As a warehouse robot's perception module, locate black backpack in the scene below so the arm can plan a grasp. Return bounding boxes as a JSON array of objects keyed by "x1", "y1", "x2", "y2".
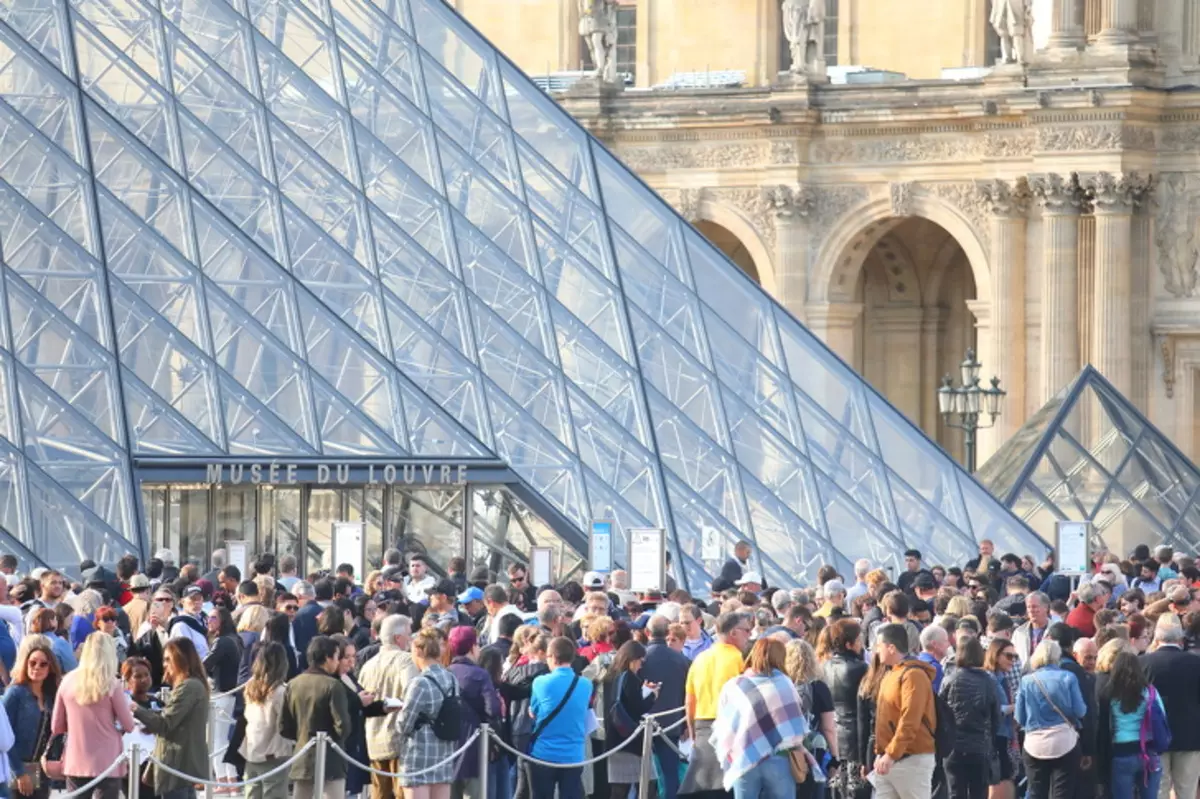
[{"x1": 420, "y1": 673, "x2": 463, "y2": 742}]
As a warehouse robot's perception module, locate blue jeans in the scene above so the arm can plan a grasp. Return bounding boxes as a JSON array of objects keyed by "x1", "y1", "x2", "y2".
[
  {"x1": 732, "y1": 754, "x2": 794, "y2": 799},
  {"x1": 488, "y1": 754, "x2": 512, "y2": 799},
  {"x1": 528, "y1": 764, "x2": 583, "y2": 799},
  {"x1": 1111, "y1": 754, "x2": 1162, "y2": 799},
  {"x1": 654, "y1": 736, "x2": 682, "y2": 799}
]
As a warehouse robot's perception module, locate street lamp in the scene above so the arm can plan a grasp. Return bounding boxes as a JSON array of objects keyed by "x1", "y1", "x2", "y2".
[{"x1": 937, "y1": 348, "x2": 1006, "y2": 473}]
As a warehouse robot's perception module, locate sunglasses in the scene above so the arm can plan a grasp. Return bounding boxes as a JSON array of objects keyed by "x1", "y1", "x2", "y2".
[
  {"x1": 27, "y1": 659, "x2": 50, "y2": 669},
  {"x1": 283, "y1": 604, "x2": 299, "y2": 612}
]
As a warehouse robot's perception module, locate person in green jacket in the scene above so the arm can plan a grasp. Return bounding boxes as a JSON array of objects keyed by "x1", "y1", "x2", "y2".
[
  {"x1": 281, "y1": 636, "x2": 352, "y2": 799},
  {"x1": 133, "y1": 638, "x2": 211, "y2": 799}
]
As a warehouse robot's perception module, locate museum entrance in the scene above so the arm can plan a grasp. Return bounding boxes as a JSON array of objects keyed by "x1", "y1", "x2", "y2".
[{"x1": 138, "y1": 463, "x2": 588, "y2": 583}]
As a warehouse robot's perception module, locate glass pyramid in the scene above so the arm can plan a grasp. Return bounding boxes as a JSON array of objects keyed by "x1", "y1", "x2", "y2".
[
  {"x1": 978, "y1": 366, "x2": 1200, "y2": 557},
  {"x1": 0, "y1": 0, "x2": 1046, "y2": 584}
]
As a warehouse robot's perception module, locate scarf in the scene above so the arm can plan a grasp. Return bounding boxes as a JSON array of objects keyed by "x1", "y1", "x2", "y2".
[{"x1": 710, "y1": 669, "x2": 809, "y2": 790}]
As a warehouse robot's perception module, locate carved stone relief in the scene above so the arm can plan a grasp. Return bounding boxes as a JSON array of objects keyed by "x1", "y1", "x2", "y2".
[
  {"x1": 890, "y1": 182, "x2": 914, "y2": 217},
  {"x1": 706, "y1": 187, "x2": 778, "y2": 252},
  {"x1": 761, "y1": 184, "x2": 815, "y2": 219},
  {"x1": 1154, "y1": 173, "x2": 1199, "y2": 298},
  {"x1": 924, "y1": 182, "x2": 992, "y2": 253},
  {"x1": 1036, "y1": 125, "x2": 1155, "y2": 152},
  {"x1": 612, "y1": 141, "x2": 769, "y2": 171},
  {"x1": 976, "y1": 176, "x2": 1032, "y2": 218},
  {"x1": 812, "y1": 136, "x2": 982, "y2": 163}
]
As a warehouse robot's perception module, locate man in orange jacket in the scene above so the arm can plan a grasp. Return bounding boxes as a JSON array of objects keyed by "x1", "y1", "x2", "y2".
[{"x1": 872, "y1": 622, "x2": 937, "y2": 799}]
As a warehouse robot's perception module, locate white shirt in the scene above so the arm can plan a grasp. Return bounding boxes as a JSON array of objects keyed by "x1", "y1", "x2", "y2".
[
  {"x1": 0, "y1": 605, "x2": 23, "y2": 647},
  {"x1": 168, "y1": 613, "x2": 210, "y2": 659},
  {"x1": 487, "y1": 604, "x2": 523, "y2": 644},
  {"x1": 403, "y1": 575, "x2": 436, "y2": 604}
]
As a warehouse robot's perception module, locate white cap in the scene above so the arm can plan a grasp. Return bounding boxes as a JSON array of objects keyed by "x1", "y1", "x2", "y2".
[
  {"x1": 30, "y1": 567, "x2": 47, "y2": 580},
  {"x1": 736, "y1": 570, "x2": 764, "y2": 587},
  {"x1": 655, "y1": 601, "x2": 681, "y2": 622},
  {"x1": 583, "y1": 571, "x2": 606, "y2": 589}
]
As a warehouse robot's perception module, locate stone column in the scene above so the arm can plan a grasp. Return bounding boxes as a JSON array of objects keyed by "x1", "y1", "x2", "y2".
[
  {"x1": 1096, "y1": 0, "x2": 1139, "y2": 42},
  {"x1": 805, "y1": 301, "x2": 864, "y2": 367},
  {"x1": 1084, "y1": 172, "x2": 1152, "y2": 397},
  {"x1": 977, "y1": 178, "x2": 1031, "y2": 442},
  {"x1": 1049, "y1": 0, "x2": 1087, "y2": 48},
  {"x1": 764, "y1": 185, "x2": 814, "y2": 322},
  {"x1": 1031, "y1": 173, "x2": 1086, "y2": 401}
]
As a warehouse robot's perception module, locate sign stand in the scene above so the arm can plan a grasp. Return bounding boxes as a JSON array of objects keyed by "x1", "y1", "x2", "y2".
[
  {"x1": 530, "y1": 546, "x2": 555, "y2": 587},
  {"x1": 627, "y1": 528, "x2": 666, "y2": 592},
  {"x1": 1054, "y1": 520, "x2": 1092, "y2": 577},
  {"x1": 332, "y1": 521, "x2": 364, "y2": 581},
  {"x1": 590, "y1": 520, "x2": 613, "y2": 574}
]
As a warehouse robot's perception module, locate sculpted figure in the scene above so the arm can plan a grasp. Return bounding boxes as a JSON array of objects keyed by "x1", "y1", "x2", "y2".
[
  {"x1": 579, "y1": 0, "x2": 618, "y2": 83},
  {"x1": 782, "y1": 0, "x2": 824, "y2": 74},
  {"x1": 990, "y1": 0, "x2": 1030, "y2": 64}
]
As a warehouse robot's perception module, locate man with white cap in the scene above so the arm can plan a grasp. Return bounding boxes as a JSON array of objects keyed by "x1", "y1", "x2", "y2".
[{"x1": 735, "y1": 570, "x2": 764, "y2": 594}]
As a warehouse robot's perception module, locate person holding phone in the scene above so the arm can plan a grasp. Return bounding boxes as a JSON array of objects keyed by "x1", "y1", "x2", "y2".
[{"x1": 604, "y1": 640, "x2": 661, "y2": 799}]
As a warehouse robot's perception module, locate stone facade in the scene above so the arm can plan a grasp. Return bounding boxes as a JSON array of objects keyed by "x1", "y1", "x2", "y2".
[{"x1": 542, "y1": 9, "x2": 1200, "y2": 464}]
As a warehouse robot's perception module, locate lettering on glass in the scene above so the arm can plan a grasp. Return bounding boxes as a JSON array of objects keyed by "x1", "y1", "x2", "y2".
[{"x1": 203, "y1": 463, "x2": 471, "y2": 485}]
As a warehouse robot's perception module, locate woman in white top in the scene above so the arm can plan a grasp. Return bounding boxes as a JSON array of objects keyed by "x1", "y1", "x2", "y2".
[{"x1": 239, "y1": 641, "x2": 293, "y2": 799}]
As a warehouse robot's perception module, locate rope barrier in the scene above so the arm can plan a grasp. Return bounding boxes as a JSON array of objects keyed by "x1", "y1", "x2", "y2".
[
  {"x1": 645, "y1": 704, "x2": 686, "y2": 719},
  {"x1": 327, "y1": 732, "x2": 479, "y2": 778},
  {"x1": 487, "y1": 720, "x2": 650, "y2": 769},
  {"x1": 144, "y1": 737, "x2": 319, "y2": 789},
  {"x1": 57, "y1": 753, "x2": 130, "y2": 799},
  {"x1": 211, "y1": 682, "x2": 247, "y2": 700}
]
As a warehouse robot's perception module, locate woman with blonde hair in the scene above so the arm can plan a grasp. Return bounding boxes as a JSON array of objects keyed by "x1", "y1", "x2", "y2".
[
  {"x1": 945, "y1": 595, "x2": 972, "y2": 620},
  {"x1": 1014, "y1": 640, "x2": 1086, "y2": 799},
  {"x1": 397, "y1": 628, "x2": 459, "y2": 799},
  {"x1": 50, "y1": 632, "x2": 136, "y2": 799},
  {"x1": 239, "y1": 642, "x2": 293, "y2": 799},
  {"x1": 579, "y1": 616, "x2": 616, "y2": 662},
  {"x1": 3, "y1": 636, "x2": 62, "y2": 799},
  {"x1": 785, "y1": 638, "x2": 838, "y2": 797}
]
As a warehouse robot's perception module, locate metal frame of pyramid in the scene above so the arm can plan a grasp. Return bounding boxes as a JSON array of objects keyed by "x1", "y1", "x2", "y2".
[
  {"x1": 978, "y1": 365, "x2": 1200, "y2": 555},
  {"x1": 0, "y1": 0, "x2": 1046, "y2": 586}
]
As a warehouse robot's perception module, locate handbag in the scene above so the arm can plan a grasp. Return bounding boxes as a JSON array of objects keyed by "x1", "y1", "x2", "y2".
[
  {"x1": 1143, "y1": 685, "x2": 1173, "y2": 754},
  {"x1": 40, "y1": 733, "x2": 66, "y2": 782},
  {"x1": 787, "y1": 748, "x2": 809, "y2": 783},
  {"x1": 1022, "y1": 676, "x2": 1079, "y2": 760},
  {"x1": 607, "y1": 673, "x2": 638, "y2": 741}
]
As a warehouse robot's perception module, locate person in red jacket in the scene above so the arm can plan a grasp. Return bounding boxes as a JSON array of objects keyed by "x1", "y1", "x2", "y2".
[{"x1": 1065, "y1": 581, "x2": 1108, "y2": 639}]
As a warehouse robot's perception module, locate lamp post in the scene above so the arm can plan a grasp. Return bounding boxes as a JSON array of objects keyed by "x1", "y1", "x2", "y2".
[{"x1": 937, "y1": 348, "x2": 1006, "y2": 473}]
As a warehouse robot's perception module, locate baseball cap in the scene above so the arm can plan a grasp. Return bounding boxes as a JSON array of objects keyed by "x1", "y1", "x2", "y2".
[
  {"x1": 30, "y1": 567, "x2": 47, "y2": 581},
  {"x1": 429, "y1": 578, "x2": 458, "y2": 597},
  {"x1": 582, "y1": 571, "x2": 605, "y2": 589},
  {"x1": 381, "y1": 566, "x2": 404, "y2": 583},
  {"x1": 469, "y1": 565, "x2": 492, "y2": 584},
  {"x1": 457, "y1": 586, "x2": 484, "y2": 605},
  {"x1": 913, "y1": 573, "x2": 937, "y2": 590},
  {"x1": 736, "y1": 570, "x2": 764, "y2": 587},
  {"x1": 129, "y1": 574, "x2": 151, "y2": 590},
  {"x1": 181, "y1": 585, "x2": 203, "y2": 599},
  {"x1": 655, "y1": 601, "x2": 681, "y2": 622},
  {"x1": 764, "y1": 625, "x2": 799, "y2": 639}
]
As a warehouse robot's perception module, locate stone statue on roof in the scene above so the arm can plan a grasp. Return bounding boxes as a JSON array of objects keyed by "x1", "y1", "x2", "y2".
[{"x1": 579, "y1": 0, "x2": 618, "y2": 83}]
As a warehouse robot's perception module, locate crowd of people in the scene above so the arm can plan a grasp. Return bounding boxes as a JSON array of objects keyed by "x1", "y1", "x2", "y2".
[{"x1": 0, "y1": 538, "x2": 1196, "y2": 799}]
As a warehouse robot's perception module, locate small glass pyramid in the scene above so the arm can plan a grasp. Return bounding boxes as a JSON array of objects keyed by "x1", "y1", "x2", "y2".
[
  {"x1": 978, "y1": 366, "x2": 1200, "y2": 557},
  {"x1": 0, "y1": 0, "x2": 1045, "y2": 584}
]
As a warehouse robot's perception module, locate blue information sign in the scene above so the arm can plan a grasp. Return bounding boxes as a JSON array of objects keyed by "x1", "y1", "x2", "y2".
[{"x1": 590, "y1": 520, "x2": 613, "y2": 573}]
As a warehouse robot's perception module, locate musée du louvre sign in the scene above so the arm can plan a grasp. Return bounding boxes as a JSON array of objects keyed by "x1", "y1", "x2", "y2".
[{"x1": 204, "y1": 462, "x2": 471, "y2": 486}]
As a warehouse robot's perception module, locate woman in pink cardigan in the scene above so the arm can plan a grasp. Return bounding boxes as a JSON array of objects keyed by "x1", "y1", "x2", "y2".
[{"x1": 51, "y1": 631, "x2": 137, "y2": 799}]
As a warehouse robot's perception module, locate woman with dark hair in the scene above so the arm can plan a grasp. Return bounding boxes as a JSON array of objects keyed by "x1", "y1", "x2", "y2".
[
  {"x1": 856, "y1": 651, "x2": 887, "y2": 786},
  {"x1": 134, "y1": 638, "x2": 210, "y2": 799},
  {"x1": 603, "y1": 640, "x2": 660, "y2": 799},
  {"x1": 1098, "y1": 651, "x2": 1166, "y2": 799},
  {"x1": 940, "y1": 637, "x2": 1000, "y2": 799},
  {"x1": 985, "y1": 636, "x2": 1019, "y2": 799},
  {"x1": 822, "y1": 619, "x2": 868, "y2": 799},
  {"x1": 317, "y1": 606, "x2": 345, "y2": 637},
  {"x1": 91, "y1": 607, "x2": 128, "y2": 665},
  {"x1": 203, "y1": 607, "x2": 241, "y2": 790},
  {"x1": 3, "y1": 636, "x2": 62, "y2": 799},
  {"x1": 27, "y1": 609, "x2": 75, "y2": 674},
  {"x1": 258, "y1": 611, "x2": 298, "y2": 678},
  {"x1": 240, "y1": 642, "x2": 292, "y2": 799},
  {"x1": 349, "y1": 595, "x2": 376, "y2": 652},
  {"x1": 331, "y1": 635, "x2": 388, "y2": 798}
]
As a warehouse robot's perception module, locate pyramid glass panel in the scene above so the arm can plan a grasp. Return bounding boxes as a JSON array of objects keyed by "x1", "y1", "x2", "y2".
[
  {"x1": 981, "y1": 367, "x2": 1200, "y2": 556},
  {"x1": 0, "y1": 0, "x2": 1046, "y2": 586}
]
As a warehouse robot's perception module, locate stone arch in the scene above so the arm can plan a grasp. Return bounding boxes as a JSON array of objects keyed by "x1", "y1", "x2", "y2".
[
  {"x1": 813, "y1": 191, "x2": 991, "y2": 306},
  {"x1": 694, "y1": 196, "x2": 778, "y2": 296}
]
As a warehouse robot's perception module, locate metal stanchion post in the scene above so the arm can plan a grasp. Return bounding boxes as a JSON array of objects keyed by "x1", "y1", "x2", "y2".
[
  {"x1": 205, "y1": 709, "x2": 217, "y2": 799},
  {"x1": 127, "y1": 744, "x2": 141, "y2": 799},
  {"x1": 638, "y1": 720, "x2": 654, "y2": 799},
  {"x1": 477, "y1": 724, "x2": 490, "y2": 799},
  {"x1": 313, "y1": 732, "x2": 328, "y2": 798}
]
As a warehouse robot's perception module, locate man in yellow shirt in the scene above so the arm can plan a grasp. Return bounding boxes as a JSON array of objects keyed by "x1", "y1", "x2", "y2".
[
  {"x1": 814, "y1": 579, "x2": 846, "y2": 618},
  {"x1": 680, "y1": 611, "x2": 752, "y2": 797}
]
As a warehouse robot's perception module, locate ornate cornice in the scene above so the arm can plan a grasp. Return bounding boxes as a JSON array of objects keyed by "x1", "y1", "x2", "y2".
[
  {"x1": 1084, "y1": 172, "x2": 1154, "y2": 215},
  {"x1": 1029, "y1": 173, "x2": 1087, "y2": 215}
]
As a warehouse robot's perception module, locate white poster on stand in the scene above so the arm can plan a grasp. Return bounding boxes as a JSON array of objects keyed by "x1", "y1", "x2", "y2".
[
  {"x1": 627, "y1": 528, "x2": 666, "y2": 592},
  {"x1": 531, "y1": 546, "x2": 554, "y2": 587},
  {"x1": 590, "y1": 521, "x2": 613, "y2": 573},
  {"x1": 333, "y1": 521, "x2": 364, "y2": 581},
  {"x1": 1055, "y1": 520, "x2": 1091, "y2": 576},
  {"x1": 226, "y1": 540, "x2": 247, "y2": 578}
]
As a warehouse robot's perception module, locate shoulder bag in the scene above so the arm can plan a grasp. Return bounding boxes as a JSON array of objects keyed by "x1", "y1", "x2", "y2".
[
  {"x1": 1023, "y1": 676, "x2": 1079, "y2": 760},
  {"x1": 527, "y1": 673, "x2": 580, "y2": 751}
]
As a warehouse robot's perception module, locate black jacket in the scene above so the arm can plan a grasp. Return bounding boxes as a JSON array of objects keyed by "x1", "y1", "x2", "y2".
[
  {"x1": 1060, "y1": 654, "x2": 1097, "y2": 757},
  {"x1": 293, "y1": 602, "x2": 323, "y2": 670},
  {"x1": 822, "y1": 652, "x2": 868, "y2": 762},
  {"x1": 499, "y1": 661, "x2": 549, "y2": 744},
  {"x1": 606, "y1": 668, "x2": 658, "y2": 753},
  {"x1": 939, "y1": 666, "x2": 999, "y2": 758},
  {"x1": 856, "y1": 693, "x2": 877, "y2": 766},
  {"x1": 641, "y1": 637, "x2": 690, "y2": 738},
  {"x1": 1141, "y1": 644, "x2": 1200, "y2": 752}
]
